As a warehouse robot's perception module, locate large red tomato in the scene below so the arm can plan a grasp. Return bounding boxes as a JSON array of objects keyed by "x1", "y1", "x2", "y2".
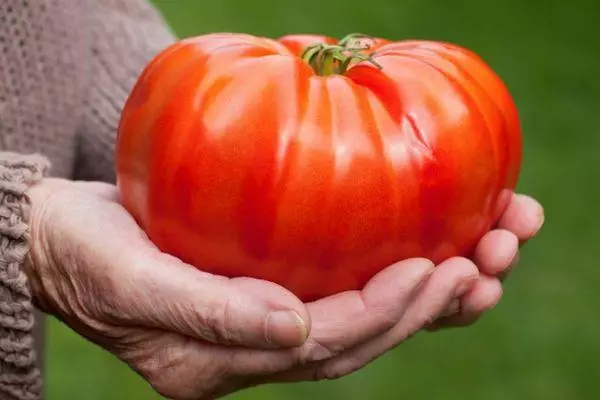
[{"x1": 116, "y1": 33, "x2": 521, "y2": 302}]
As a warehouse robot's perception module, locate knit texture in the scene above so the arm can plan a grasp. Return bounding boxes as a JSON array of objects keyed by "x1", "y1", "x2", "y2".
[
  {"x1": 0, "y1": 0, "x2": 176, "y2": 398},
  {"x1": 0, "y1": 153, "x2": 49, "y2": 400},
  {"x1": 0, "y1": 1, "x2": 89, "y2": 180},
  {"x1": 0, "y1": 0, "x2": 175, "y2": 181},
  {"x1": 76, "y1": 0, "x2": 175, "y2": 182}
]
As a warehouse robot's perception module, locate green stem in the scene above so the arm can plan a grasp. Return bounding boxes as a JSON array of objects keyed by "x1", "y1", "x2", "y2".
[
  {"x1": 301, "y1": 33, "x2": 382, "y2": 76},
  {"x1": 338, "y1": 32, "x2": 373, "y2": 47}
]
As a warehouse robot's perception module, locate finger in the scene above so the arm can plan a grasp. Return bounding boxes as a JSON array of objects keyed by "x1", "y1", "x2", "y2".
[
  {"x1": 425, "y1": 274, "x2": 503, "y2": 330},
  {"x1": 121, "y1": 331, "x2": 245, "y2": 400},
  {"x1": 207, "y1": 258, "x2": 433, "y2": 381},
  {"x1": 439, "y1": 299, "x2": 461, "y2": 318},
  {"x1": 499, "y1": 252, "x2": 520, "y2": 282},
  {"x1": 427, "y1": 273, "x2": 504, "y2": 329},
  {"x1": 272, "y1": 257, "x2": 479, "y2": 382},
  {"x1": 497, "y1": 194, "x2": 544, "y2": 243},
  {"x1": 292, "y1": 258, "x2": 435, "y2": 363},
  {"x1": 112, "y1": 250, "x2": 310, "y2": 349},
  {"x1": 473, "y1": 229, "x2": 519, "y2": 276},
  {"x1": 458, "y1": 274, "x2": 503, "y2": 316}
]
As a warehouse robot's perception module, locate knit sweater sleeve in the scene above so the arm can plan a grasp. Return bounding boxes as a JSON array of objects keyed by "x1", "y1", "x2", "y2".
[
  {"x1": 0, "y1": 152, "x2": 49, "y2": 400},
  {"x1": 73, "y1": 0, "x2": 176, "y2": 183},
  {"x1": 0, "y1": 0, "x2": 89, "y2": 180}
]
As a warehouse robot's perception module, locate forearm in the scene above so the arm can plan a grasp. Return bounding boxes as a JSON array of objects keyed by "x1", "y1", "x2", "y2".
[
  {"x1": 74, "y1": 0, "x2": 176, "y2": 183},
  {"x1": 0, "y1": 152, "x2": 49, "y2": 400}
]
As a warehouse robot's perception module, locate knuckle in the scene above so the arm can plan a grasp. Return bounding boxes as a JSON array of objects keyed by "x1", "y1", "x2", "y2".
[
  {"x1": 314, "y1": 356, "x2": 364, "y2": 381},
  {"x1": 447, "y1": 256, "x2": 476, "y2": 269},
  {"x1": 296, "y1": 339, "x2": 336, "y2": 364},
  {"x1": 376, "y1": 309, "x2": 401, "y2": 333},
  {"x1": 359, "y1": 295, "x2": 400, "y2": 334},
  {"x1": 390, "y1": 322, "x2": 421, "y2": 344},
  {"x1": 198, "y1": 294, "x2": 235, "y2": 344},
  {"x1": 424, "y1": 312, "x2": 440, "y2": 327},
  {"x1": 441, "y1": 257, "x2": 479, "y2": 285},
  {"x1": 134, "y1": 339, "x2": 208, "y2": 400}
]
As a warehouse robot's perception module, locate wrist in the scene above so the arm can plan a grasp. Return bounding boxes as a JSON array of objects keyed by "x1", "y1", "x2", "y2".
[{"x1": 23, "y1": 177, "x2": 71, "y2": 313}]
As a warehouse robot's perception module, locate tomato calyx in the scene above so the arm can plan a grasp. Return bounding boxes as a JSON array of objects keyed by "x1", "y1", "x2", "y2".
[{"x1": 301, "y1": 33, "x2": 382, "y2": 76}]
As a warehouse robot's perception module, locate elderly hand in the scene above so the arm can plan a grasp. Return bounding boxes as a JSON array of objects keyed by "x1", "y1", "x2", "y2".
[{"x1": 24, "y1": 178, "x2": 543, "y2": 400}]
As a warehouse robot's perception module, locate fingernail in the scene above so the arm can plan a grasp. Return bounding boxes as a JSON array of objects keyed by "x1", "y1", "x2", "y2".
[
  {"x1": 535, "y1": 212, "x2": 545, "y2": 234},
  {"x1": 526, "y1": 209, "x2": 545, "y2": 241},
  {"x1": 509, "y1": 251, "x2": 520, "y2": 269},
  {"x1": 265, "y1": 310, "x2": 308, "y2": 347},
  {"x1": 500, "y1": 252, "x2": 520, "y2": 281},
  {"x1": 455, "y1": 276, "x2": 476, "y2": 297}
]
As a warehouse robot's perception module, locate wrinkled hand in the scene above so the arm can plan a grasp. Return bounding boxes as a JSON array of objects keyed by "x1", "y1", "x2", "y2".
[{"x1": 24, "y1": 179, "x2": 543, "y2": 400}]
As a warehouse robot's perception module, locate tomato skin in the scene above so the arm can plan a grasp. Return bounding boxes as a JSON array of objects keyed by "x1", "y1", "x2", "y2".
[{"x1": 116, "y1": 33, "x2": 521, "y2": 302}]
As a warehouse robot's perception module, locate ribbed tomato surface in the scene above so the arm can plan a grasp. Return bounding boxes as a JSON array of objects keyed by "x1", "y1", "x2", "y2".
[{"x1": 116, "y1": 33, "x2": 521, "y2": 301}]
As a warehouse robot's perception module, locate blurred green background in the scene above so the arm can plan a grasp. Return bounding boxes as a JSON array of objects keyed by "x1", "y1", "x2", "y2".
[{"x1": 46, "y1": 0, "x2": 600, "y2": 399}]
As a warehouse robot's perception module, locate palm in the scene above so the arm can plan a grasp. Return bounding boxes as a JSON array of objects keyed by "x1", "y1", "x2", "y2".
[{"x1": 27, "y1": 179, "x2": 543, "y2": 400}]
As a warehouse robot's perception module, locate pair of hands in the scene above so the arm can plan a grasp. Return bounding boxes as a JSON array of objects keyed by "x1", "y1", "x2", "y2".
[{"x1": 24, "y1": 178, "x2": 544, "y2": 400}]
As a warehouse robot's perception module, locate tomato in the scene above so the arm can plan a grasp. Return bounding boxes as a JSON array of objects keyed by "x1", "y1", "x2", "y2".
[{"x1": 116, "y1": 33, "x2": 521, "y2": 302}]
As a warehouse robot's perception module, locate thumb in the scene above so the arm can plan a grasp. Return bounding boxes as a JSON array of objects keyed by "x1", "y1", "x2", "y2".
[{"x1": 119, "y1": 251, "x2": 311, "y2": 349}]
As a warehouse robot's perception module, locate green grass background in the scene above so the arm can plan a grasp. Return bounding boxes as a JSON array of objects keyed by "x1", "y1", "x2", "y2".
[{"x1": 46, "y1": 0, "x2": 600, "y2": 399}]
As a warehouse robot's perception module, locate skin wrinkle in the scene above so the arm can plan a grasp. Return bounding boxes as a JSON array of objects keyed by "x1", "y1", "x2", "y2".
[
  {"x1": 6, "y1": 144, "x2": 542, "y2": 400},
  {"x1": 29, "y1": 187, "x2": 111, "y2": 333},
  {"x1": 30, "y1": 169, "x2": 539, "y2": 398}
]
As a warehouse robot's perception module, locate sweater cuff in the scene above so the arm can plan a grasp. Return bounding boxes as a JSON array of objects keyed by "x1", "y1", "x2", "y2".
[{"x1": 0, "y1": 152, "x2": 49, "y2": 400}]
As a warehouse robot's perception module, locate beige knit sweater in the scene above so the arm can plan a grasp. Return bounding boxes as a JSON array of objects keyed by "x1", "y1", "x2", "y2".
[{"x1": 0, "y1": 1, "x2": 175, "y2": 398}]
